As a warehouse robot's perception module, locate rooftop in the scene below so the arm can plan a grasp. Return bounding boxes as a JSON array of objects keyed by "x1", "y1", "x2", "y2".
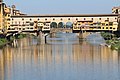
[{"x1": 11, "y1": 14, "x2": 119, "y2": 18}]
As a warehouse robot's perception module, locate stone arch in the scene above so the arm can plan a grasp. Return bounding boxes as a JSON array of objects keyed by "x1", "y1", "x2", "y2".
[
  {"x1": 66, "y1": 22, "x2": 73, "y2": 28},
  {"x1": 50, "y1": 22, "x2": 57, "y2": 28},
  {"x1": 58, "y1": 22, "x2": 65, "y2": 28}
]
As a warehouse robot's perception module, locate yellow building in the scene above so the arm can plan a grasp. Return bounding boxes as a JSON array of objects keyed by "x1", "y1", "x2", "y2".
[{"x1": 0, "y1": 1, "x2": 11, "y2": 34}]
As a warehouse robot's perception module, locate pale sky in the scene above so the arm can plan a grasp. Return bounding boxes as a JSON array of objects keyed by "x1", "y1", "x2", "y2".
[{"x1": 4, "y1": 0, "x2": 120, "y2": 15}]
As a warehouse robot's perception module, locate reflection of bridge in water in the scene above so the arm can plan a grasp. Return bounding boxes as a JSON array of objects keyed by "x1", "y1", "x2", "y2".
[
  {"x1": 45, "y1": 32, "x2": 105, "y2": 45},
  {"x1": 0, "y1": 36, "x2": 119, "y2": 80},
  {"x1": 47, "y1": 32, "x2": 79, "y2": 44}
]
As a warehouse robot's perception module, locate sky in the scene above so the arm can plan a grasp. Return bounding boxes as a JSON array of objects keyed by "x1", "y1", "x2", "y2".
[{"x1": 4, "y1": 0, "x2": 120, "y2": 15}]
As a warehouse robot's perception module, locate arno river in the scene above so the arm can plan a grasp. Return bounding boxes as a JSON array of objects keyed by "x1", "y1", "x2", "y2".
[{"x1": 0, "y1": 33, "x2": 120, "y2": 80}]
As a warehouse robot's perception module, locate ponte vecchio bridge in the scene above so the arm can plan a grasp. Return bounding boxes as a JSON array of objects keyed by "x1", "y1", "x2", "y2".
[{"x1": 9, "y1": 14, "x2": 119, "y2": 33}]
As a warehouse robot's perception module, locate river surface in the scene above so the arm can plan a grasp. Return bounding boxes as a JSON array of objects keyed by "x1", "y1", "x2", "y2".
[{"x1": 0, "y1": 33, "x2": 120, "y2": 80}]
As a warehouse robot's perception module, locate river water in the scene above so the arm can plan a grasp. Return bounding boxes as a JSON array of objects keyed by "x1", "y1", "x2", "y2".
[{"x1": 0, "y1": 33, "x2": 120, "y2": 80}]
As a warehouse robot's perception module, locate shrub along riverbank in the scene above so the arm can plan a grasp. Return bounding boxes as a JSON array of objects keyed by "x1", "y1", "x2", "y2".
[
  {"x1": 0, "y1": 33, "x2": 27, "y2": 47},
  {"x1": 101, "y1": 32, "x2": 120, "y2": 51},
  {"x1": 0, "y1": 38, "x2": 8, "y2": 47}
]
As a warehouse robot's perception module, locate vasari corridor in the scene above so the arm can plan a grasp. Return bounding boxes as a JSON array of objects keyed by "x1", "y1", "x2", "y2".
[{"x1": 0, "y1": 0, "x2": 120, "y2": 80}]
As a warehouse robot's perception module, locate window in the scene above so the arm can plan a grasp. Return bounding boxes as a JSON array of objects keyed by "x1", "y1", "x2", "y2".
[
  {"x1": 76, "y1": 18, "x2": 78, "y2": 20},
  {"x1": 30, "y1": 22, "x2": 34, "y2": 26},
  {"x1": 38, "y1": 18, "x2": 40, "y2": 20},
  {"x1": 30, "y1": 28, "x2": 33, "y2": 29},
  {"x1": 22, "y1": 18, "x2": 24, "y2": 20},
  {"x1": 12, "y1": 18, "x2": 14, "y2": 20},
  {"x1": 98, "y1": 27, "x2": 101, "y2": 29},
  {"x1": 91, "y1": 18, "x2": 93, "y2": 20},
  {"x1": 30, "y1": 18, "x2": 32, "y2": 21},
  {"x1": 84, "y1": 18, "x2": 86, "y2": 20},
  {"x1": 45, "y1": 18, "x2": 47, "y2": 20},
  {"x1": 53, "y1": 18, "x2": 55, "y2": 20},
  {"x1": 26, "y1": 21, "x2": 30, "y2": 23},
  {"x1": 7, "y1": 19, "x2": 10, "y2": 21},
  {"x1": 109, "y1": 22, "x2": 113, "y2": 26},
  {"x1": 23, "y1": 28, "x2": 25, "y2": 30},
  {"x1": 61, "y1": 18, "x2": 63, "y2": 20},
  {"x1": 99, "y1": 18, "x2": 101, "y2": 20},
  {"x1": 103, "y1": 27, "x2": 104, "y2": 29},
  {"x1": 106, "y1": 27, "x2": 108, "y2": 29},
  {"x1": 107, "y1": 18, "x2": 109, "y2": 20},
  {"x1": 106, "y1": 24, "x2": 108, "y2": 26},
  {"x1": 68, "y1": 18, "x2": 70, "y2": 20},
  {"x1": 110, "y1": 27, "x2": 112, "y2": 29},
  {"x1": 102, "y1": 23, "x2": 105, "y2": 26}
]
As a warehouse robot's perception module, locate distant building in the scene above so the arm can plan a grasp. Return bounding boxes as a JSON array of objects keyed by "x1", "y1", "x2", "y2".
[
  {"x1": 112, "y1": 6, "x2": 120, "y2": 14},
  {"x1": 11, "y1": 5, "x2": 26, "y2": 16}
]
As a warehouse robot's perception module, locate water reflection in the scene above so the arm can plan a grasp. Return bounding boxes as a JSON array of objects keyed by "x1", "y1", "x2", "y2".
[{"x1": 0, "y1": 34, "x2": 120, "y2": 80}]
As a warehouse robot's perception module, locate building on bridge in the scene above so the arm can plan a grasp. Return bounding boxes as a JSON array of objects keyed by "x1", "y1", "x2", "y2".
[
  {"x1": 112, "y1": 6, "x2": 120, "y2": 14},
  {"x1": 9, "y1": 14, "x2": 119, "y2": 33},
  {"x1": 73, "y1": 14, "x2": 118, "y2": 32}
]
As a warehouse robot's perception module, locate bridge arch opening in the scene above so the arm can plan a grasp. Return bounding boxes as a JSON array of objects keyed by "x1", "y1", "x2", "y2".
[
  {"x1": 50, "y1": 22, "x2": 57, "y2": 28},
  {"x1": 58, "y1": 22, "x2": 65, "y2": 28},
  {"x1": 66, "y1": 22, "x2": 73, "y2": 28}
]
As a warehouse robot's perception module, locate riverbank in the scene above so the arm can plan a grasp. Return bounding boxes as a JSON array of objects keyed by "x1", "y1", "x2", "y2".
[
  {"x1": 106, "y1": 38, "x2": 120, "y2": 51},
  {"x1": 101, "y1": 32, "x2": 120, "y2": 51},
  {"x1": 0, "y1": 33, "x2": 27, "y2": 48}
]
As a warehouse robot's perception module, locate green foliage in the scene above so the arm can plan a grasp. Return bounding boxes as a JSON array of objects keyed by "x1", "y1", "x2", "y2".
[
  {"x1": 101, "y1": 32, "x2": 114, "y2": 40},
  {"x1": 0, "y1": 38, "x2": 8, "y2": 46},
  {"x1": 101, "y1": 32, "x2": 120, "y2": 51},
  {"x1": 10, "y1": 36, "x2": 15, "y2": 41},
  {"x1": 17, "y1": 34, "x2": 26, "y2": 39}
]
